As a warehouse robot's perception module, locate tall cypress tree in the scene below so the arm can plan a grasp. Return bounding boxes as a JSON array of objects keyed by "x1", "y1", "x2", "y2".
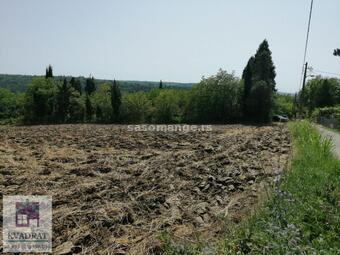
[
  {"x1": 334, "y1": 48, "x2": 340, "y2": 57},
  {"x1": 85, "y1": 76, "x2": 96, "y2": 95},
  {"x1": 56, "y1": 78, "x2": 71, "y2": 122},
  {"x1": 242, "y1": 57, "x2": 255, "y2": 99},
  {"x1": 242, "y1": 40, "x2": 276, "y2": 122},
  {"x1": 159, "y1": 80, "x2": 163, "y2": 89},
  {"x1": 45, "y1": 65, "x2": 53, "y2": 79},
  {"x1": 110, "y1": 79, "x2": 122, "y2": 122},
  {"x1": 70, "y1": 77, "x2": 82, "y2": 94},
  {"x1": 252, "y1": 40, "x2": 276, "y2": 91},
  {"x1": 242, "y1": 57, "x2": 255, "y2": 117},
  {"x1": 85, "y1": 94, "x2": 93, "y2": 122}
]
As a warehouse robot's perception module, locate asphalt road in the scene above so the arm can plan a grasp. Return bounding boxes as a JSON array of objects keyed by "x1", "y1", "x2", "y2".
[{"x1": 316, "y1": 125, "x2": 340, "y2": 158}]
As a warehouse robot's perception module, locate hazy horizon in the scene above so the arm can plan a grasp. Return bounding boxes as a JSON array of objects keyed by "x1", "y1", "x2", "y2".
[{"x1": 1, "y1": 0, "x2": 340, "y2": 93}]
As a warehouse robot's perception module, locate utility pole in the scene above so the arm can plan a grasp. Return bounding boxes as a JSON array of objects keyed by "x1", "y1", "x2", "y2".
[
  {"x1": 298, "y1": 62, "x2": 308, "y2": 118},
  {"x1": 299, "y1": 0, "x2": 314, "y2": 91},
  {"x1": 302, "y1": 62, "x2": 308, "y2": 91},
  {"x1": 297, "y1": 0, "x2": 314, "y2": 119}
]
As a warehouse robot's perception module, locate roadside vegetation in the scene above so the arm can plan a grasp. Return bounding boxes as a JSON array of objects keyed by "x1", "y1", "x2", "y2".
[
  {"x1": 161, "y1": 121, "x2": 340, "y2": 254},
  {"x1": 300, "y1": 77, "x2": 340, "y2": 125}
]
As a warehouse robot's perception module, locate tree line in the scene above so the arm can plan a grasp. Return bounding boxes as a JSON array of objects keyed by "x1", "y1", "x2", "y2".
[
  {"x1": 295, "y1": 46, "x2": 340, "y2": 120},
  {"x1": 0, "y1": 40, "x2": 296, "y2": 125},
  {"x1": 300, "y1": 76, "x2": 340, "y2": 120}
]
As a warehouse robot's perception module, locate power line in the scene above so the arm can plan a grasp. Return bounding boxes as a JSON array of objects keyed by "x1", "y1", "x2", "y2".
[
  {"x1": 299, "y1": 0, "x2": 314, "y2": 90},
  {"x1": 310, "y1": 69, "x2": 340, "y2": 77}
]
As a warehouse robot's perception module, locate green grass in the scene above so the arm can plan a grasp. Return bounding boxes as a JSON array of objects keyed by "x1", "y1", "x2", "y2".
[{"x1": 161, "y1": 121, "x2": 340, "y2": 254}]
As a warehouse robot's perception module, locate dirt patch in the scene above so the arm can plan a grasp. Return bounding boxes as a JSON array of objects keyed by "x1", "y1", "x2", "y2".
[{"x1": 0, "y1": 124, "x2": 290, "y2": 254}]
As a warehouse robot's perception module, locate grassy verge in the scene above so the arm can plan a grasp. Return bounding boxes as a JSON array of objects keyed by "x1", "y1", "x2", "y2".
[{"x1": 161, "y1": 121, "x2": 340, "y2": 254}]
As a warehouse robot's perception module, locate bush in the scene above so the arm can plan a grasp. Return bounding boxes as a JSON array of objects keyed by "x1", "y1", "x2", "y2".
[
  {"x1": 311, "y1": 105, "x2": 340, "y2": 121},
  {"x1": 24, "y1": 77, "x2": 56, "y2": 124},
  {"x1": 186, "y1": 70, "x2": 242, "y2": 123},
  {"x1": 92, "y1": 84, "x2": 113, "y2": 123},
  {"x1": 0, "y1": 88, "x2": 24, "y2": 121},
  {"x1": 152, "y1": 89, "x2": 182, "y2": 123},
  {"x1": 121, "y1": 92, "x2": 152, "y2": 123},
  {"x1": 274, "y1": 93, "x2": 294, "y2": 117},
  {"x1": 301, "y1": 77, "x2": 340, "y2": 113}
]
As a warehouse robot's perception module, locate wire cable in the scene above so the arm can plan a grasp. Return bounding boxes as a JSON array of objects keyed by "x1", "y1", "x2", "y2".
[
  {"x1": 299, "y1": 0, "x2": 314, "y2": 90},
  {"x1": 311, "y1": 69, "x2": 340, "y2": 77}
]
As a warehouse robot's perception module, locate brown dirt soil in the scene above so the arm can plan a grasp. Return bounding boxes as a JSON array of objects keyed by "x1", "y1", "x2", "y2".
[{"x1": 0, "y1": 124, "x2": 291, "y2": 254}]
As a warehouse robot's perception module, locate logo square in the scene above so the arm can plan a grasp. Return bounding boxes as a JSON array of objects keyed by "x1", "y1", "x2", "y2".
[{"x1": 3, "y1": 196, "x2": 52, "y2": 253}]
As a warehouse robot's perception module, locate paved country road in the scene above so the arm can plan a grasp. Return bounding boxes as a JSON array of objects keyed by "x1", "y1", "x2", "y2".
[{"x1": 316, "y1": 125, "x2": 340, "y2": 158}]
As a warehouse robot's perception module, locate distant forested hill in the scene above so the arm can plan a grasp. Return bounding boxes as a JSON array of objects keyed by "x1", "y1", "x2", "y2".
[{"x1": 0, "y1": 74, "x2": 194, "y2": 93}]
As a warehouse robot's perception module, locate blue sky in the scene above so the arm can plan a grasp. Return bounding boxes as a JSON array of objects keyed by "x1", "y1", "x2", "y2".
[{"x1": 0, "y1": 0, "x2": 339, "y2": 93}]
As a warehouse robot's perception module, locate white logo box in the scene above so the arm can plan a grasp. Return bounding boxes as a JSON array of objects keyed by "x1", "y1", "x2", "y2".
[{"x1": 3, "y1": 196, "x2": 52, "y2": 253}]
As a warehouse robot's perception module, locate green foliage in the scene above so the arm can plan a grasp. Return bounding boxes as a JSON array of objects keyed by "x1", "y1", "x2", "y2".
[
  {"x1": 0, "y1": 88, "x2": 23, "y2": 121},
  {"x1": 92, "y1": 84, "x2": 112, "y2": 123},
  {"x1": 152, "y1": 89, "x2": 182, "y2": 123},
  {"x1": 70, "y1": 77, "x2": 82, "y2": 94},
  {"x1": 334, "y1": 48, "x2": 340, "y2": 57},
  {"x1": 159, "y1": 231, "x2": 204, "y2": 255},
  {"x1": 274, "y1": 93, "x2": 294, "y2": 117},
  {"x1": 242, "y1": 57, "x2": 255, "y2": 117},
  {"x1": 85, "y1": 94, "x2": 94, "y2": 122},
  {"x1": 252, "y1": 40, "x2": 276, "y2": 91},
  {"x1": 0, "y1": 74, "x2": 193, "y2": 94},
  {"x1": 242, "y1": 40, "x2": 276, "y2": 122},
  {"x1": 219, "y1": 121, "x2": 340, "y2": 254},
  {"x1": 23, "y1": 77, "x2": 87, "y2": 124},
  {"x1": 24, "y1": 77, "x2": 56, "y2": 123},
  {"x1": 55, "y1": 79, "x2": 72, "y2": 122},
  {"x1": 301, "y1": 77, "x2": 340, "y2": 113},
  {"x1": 0, "y1": 74, "x2": 40, "y2": 93},
  {"x1": 45, "y1": 65, "x2": 53, "y2": 79},
  {"x1": 311, "y1": 105, "x2": 340, "y2": 122},
  {"x1": 186, "y1": 69, "x2": 242, "y2": 123},
  {"x1": 85, "y1": 76, "x2": 96, "y2": 95},
  {"x1": 68, "y1": 91, "x2": 84, "y2": 123},
  {"x1": 1, "y1": 68, "x2": 279, "y2": 125},
  {"x1": 245, "y1": 81, "x2": 273, "y2": 123},
  {"x1": 110, "y1": 80, "x2": 122, "y2": 122},
  {"x1": 0, "y1": 41, "x2": 280, "y2": 125},
  {"x1": 120, "y1": 92, "x2": 151, "y2": 123}
]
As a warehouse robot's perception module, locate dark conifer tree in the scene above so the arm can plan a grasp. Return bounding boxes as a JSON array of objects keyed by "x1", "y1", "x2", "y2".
[
  {"x1": 159, "y1": 80, "x2": 163, "y2": 89},
  {"x1": 85, "y1": 94, "x2": 93, "y2": 122},
  {"x1": 242, "y1": 57, "x2": 255, "y2": 117},
  {"x1": 56, "y1": 78, "x2": 71, "y2": 122},
  {"x1": 45, "y1": 65, "x2": 53, "y2": 79},
  {"x1": 334, "y1": 48, "x2": 340, "y2": 57},
  {"x1": 242, "y1": 40, "x2": 276, "y2": 122},
  {"x1": 96, "y1": 106, "x2": 103, "y2": 122},
  {"x1": 70, "y1": 77, "x2": 82, "y2": 94},
  {"x1": 252, "y1": 39, "x2": 276, "y2": 91},
  {"x1": 85, "y1": 76, "x2": 96, "y2": 95},
  {"x1": 110, "y1": 79, "x2": 122, "y2": 122},
  {"x1": 242, "y1": 57, "x2": 255, "y2": 99}
]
